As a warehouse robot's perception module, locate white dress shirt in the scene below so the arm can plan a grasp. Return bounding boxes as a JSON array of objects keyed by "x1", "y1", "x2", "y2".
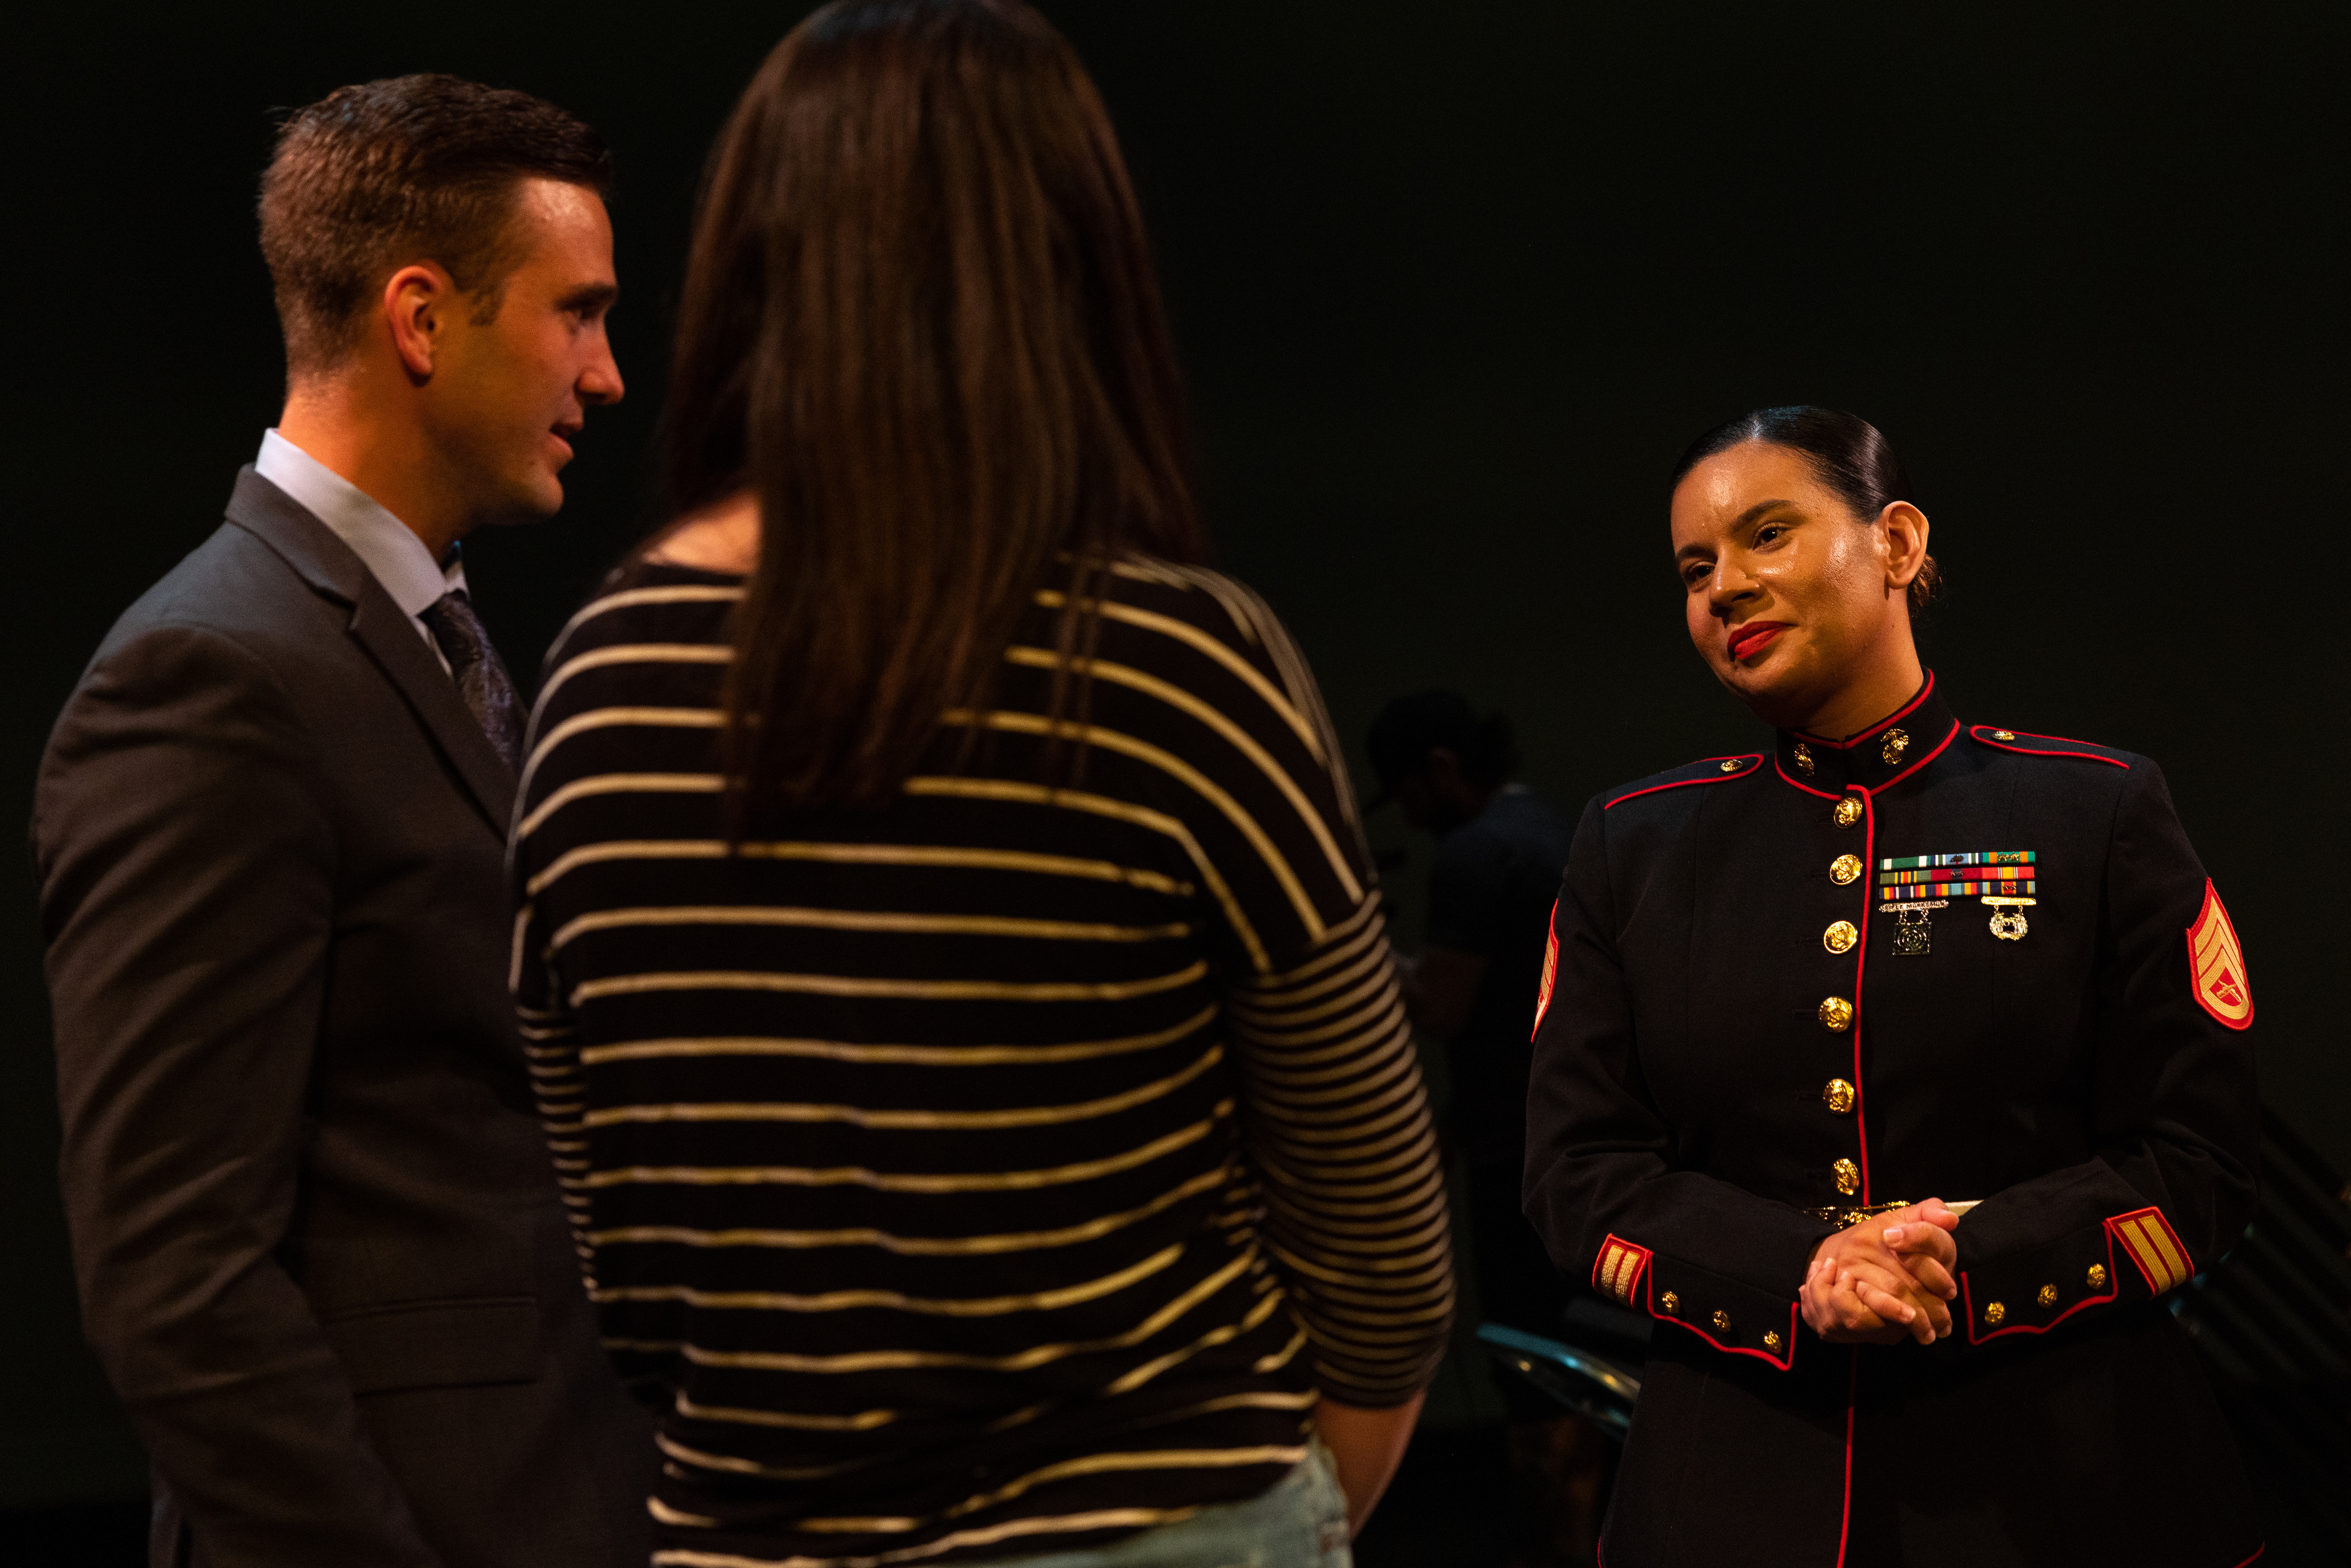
[{"x1": 254, "y1": 429, "x2": 463, "y2": 672}]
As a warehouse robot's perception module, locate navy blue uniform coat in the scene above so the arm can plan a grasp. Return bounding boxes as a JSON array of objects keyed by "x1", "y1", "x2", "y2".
[{"x1": 1524, "y1": 674, "x2": 2260, "y2": 1568}]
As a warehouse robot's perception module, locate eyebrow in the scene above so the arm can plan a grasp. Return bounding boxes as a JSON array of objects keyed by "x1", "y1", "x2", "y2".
[
  {"x1": 557, "y1": 281, "x2": 619, "y2": 313},
  {"x1": 1675, "y1": 498, "x2": 1795, "y2": 561}
]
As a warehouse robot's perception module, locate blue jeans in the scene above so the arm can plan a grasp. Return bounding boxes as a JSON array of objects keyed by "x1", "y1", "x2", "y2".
[{"x1": 973, "y1": 1442, "x2": 1353, "y2": 1568}]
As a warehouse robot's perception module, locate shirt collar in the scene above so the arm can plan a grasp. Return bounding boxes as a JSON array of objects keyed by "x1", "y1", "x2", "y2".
[
  {"x1": 254, "y1": 430, "x2": 463, "y2": 618},
  {"x1": 1774, "y1": 671, "x2": 1959, "y2": 796}
]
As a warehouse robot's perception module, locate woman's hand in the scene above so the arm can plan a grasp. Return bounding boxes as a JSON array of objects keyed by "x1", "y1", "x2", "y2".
[{"x1": 1800, "y1": 1200, "x2": 1961, "y2": 1346}]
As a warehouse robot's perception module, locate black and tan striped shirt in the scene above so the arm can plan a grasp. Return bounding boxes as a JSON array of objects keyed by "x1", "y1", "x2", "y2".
[{"x1": 510, "y1": 557, "x2": 1452, "y2": 1566}]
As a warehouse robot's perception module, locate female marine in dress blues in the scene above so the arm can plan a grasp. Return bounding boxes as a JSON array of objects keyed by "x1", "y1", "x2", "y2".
[{"x1": 1523, "y1": 407, "x2": 2260, "y2": 1568}]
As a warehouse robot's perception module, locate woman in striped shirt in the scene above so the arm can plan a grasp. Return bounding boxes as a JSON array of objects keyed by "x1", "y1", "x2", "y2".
[{"x1": 508, "y1": 4, "x2": 1453, "y2": 1564}]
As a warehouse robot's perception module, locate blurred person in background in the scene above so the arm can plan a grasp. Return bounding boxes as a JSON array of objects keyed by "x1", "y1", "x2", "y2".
[
  {"x1": 1367, "y1": 692, "x2": 1589, "y2": 1564},
  {"x1": 506, "y1": 4, "x2": 1452, "y2": 1566},
  {"x1": 1368, "y1": 692, "x2": 1572, "y2": 1340}
]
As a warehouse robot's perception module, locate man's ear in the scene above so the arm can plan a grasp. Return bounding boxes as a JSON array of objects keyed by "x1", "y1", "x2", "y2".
[
  {"x1": 381, "y1": 262, "x2": 458, "y2": 382},
  {"x1": 1879, "y1": 501, "x2": 1931, "y2": 592}
]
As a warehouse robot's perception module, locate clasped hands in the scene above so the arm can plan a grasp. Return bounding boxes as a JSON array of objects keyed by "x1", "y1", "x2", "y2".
[{"x1": 1800, "y1": 1198, "x2": 1961, "y2": 1346}]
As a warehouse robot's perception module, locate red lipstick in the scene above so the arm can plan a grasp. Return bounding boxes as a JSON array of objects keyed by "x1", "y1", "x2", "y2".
[{"x1": 1727, "y1": 621, "x2": 1789, "y2": 662}]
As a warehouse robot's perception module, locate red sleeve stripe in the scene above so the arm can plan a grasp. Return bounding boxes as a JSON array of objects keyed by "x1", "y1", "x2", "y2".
[
  {"x1": 2109, "y1": 1206, "x2": 2194, "y2": 1294},
  {"x1": 1592, "y1": 1234, "x2": 1651, "y2": 1307}
]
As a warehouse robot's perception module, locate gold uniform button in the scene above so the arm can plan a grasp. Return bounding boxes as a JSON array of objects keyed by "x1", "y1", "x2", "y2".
[
  {"x1": 1823, "y1": 1078, "x2": 1856, "y2": 1114},
  {"x1": 1823, "y1": 920, "x2": 1859, "y2": 955},
  {"x1": 1984, "y1": 1301, "x2": 2006, "y2": 1327},
  {"x1": 1991, "y1": 730, "x2": 2017, "y2": 741},
  {"x1": 1818, "y1": 996, "x2": 1854, "y2": 1032},
  {"x1": 2087, "y1": 1264, "x2": 2108, "y2": 1290},
  {"x1": 1720, "y1": 758, "x2": 1742, "y2": 773},
  {"x1": 1763, "y1": 1330, "x2": 1783, "y2": 1351},
  {"x1": 1832, "y1": 1158, "x2": 1860, "y2": 1195},
  {"x1": 1880, "y1": 727, "x2": 1910, "y2": 765},
  {"x1": 1660, "y1": 1291, "x2": 1679, "y2": 1315},
  {"x1": 1833, "y1": 796, "x2": 1865, "y2": 828},
  {"x1": 1830, "y1": 853, "x2": 1863, "y2": 885},
  {"x1": 2037, "y1": 1284, "x2": 2060, "y2": 1308},
  {"x1": 1711, "y1": 1309, "x2": 1732, "y2": 1334}
]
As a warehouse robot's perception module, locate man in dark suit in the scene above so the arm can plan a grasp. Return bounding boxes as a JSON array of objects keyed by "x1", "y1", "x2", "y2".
[{"x1": 34, "y1": 76, "x2": 652, "y2": 1568}]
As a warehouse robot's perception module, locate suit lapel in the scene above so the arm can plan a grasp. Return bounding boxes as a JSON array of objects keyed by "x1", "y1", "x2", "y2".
[
  {"x1": 344, "y1": 590, "x2": 518, "y2": 835},
  {"x1": 224, "y1": 467, "x2": 517, "y2": 838}
]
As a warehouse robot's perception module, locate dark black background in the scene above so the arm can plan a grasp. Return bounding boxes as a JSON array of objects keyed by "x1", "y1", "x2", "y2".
[{"x1": 6, "y1": 0, "x2": 2345, "y2": 1514}]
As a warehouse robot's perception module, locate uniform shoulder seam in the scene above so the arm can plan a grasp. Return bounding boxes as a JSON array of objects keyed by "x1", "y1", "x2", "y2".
[
  {"x1": 1967, "y1": 725, "x2": 2134, "y2": 770},
  {"x1": 1603, "y1": 753, "x2": 1764, "y2": 810}
]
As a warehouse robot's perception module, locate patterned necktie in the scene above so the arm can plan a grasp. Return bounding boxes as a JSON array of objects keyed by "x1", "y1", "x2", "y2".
[{"x1": 419, "y1": 589, "x2": 524, "y2": 773}]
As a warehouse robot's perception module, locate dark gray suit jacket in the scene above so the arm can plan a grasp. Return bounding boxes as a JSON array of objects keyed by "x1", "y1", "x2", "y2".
[{"x1": 33, "y1": 470, "x2": 653, "y2": 1568}]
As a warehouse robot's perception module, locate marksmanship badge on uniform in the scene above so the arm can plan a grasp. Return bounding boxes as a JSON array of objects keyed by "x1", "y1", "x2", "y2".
[
  {"x1": 1884, "y1": 902, "x2": 1944, "y2": 955},
  {"x1": 1879, "y1": 851, "x2": 2036, "y2": 943},
  {"x1": 2185, "y1": 878, "x2": 2252, "y2": 1030}
]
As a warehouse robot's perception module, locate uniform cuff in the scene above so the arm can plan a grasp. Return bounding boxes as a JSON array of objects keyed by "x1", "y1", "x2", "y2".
[
  {"x1": 1593, "y1": 1234, "x2": 1800, "y2": 1370},
  {"x1": 1954, "y1": 1205, "x2": 2190, "y2": 1344}
]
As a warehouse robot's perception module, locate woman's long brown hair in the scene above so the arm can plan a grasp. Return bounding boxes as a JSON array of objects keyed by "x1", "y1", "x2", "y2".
[{"x1": 662, "y1": 0, "x2": 1205, "y2": 816}]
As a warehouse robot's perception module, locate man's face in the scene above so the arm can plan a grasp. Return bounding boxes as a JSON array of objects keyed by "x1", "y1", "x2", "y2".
[{"x1": 425, "y1": 179, "x2": 621, "y2": 523}]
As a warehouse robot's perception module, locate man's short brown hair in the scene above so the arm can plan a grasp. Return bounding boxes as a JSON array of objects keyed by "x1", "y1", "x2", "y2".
[{"x1": 260, "y1": 74, "x2": 611, "y2": 376}]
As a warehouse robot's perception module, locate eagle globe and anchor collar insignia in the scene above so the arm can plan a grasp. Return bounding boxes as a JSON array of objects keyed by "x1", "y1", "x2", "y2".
[
  {"x1": 1772, "y1": 673, "x2": 1959, "y2": 797},
  {"x1": 1878, "y1": 851, "x2": 2037, "y2": 948}
]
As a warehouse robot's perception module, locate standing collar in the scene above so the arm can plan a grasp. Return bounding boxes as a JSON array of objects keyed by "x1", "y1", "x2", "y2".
[
  {"x1": 1774, "y1": 671, "x2": 1959, "y2": 796},
  {"x1": 255, "y1": 430, "x2": 463, "y2": 618}
]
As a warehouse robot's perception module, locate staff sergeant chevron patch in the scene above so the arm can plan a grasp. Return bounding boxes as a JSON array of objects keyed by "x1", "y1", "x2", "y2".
[
  {"x1": 2109, "y1": 1206, "x2": 2194, "y2": 1295},
  {"x1": 2186, "y1": 879, "x2": 2253, "y2": 1030},
  {"x1": 1531, "y1": 903, "x2": 1560, "y2": 1041}
]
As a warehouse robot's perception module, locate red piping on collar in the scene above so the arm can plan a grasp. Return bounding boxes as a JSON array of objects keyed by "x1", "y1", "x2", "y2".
[
  {"x1": 1604, "y1": 755, "x2": 1762, "y2": 810},
  {"x1": 1773, "y1": 717, "x2": 1958, "y2": 800},
  {"x1": 1875, "y1": 717, "x2": 1962, "y2": 791},
  {"x1": 1970, "y1": 726, "x2": 2130, "y2": 769},
  {"x1": 1958, "y1": 1226, "x2": 2122, "y2": 1345},
  {"x1": 1794, "y1": 671, "x2": 1938, "y2": 750},
  {"x1": 1776, "y1": 757, "x2": 1843, "y2": 799}
]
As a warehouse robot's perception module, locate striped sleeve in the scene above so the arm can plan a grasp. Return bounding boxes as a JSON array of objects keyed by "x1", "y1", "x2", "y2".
[
  {"x1": 506, "y1": 581, "x2": 749, "y2": 1396},
  {"x1": 1136, "y1": 567, "x2": 1454, "y2": 1404},
  {"x1": 510, "y1": 927, "x2": 603, "y2": 1303},
  {"x1": 509, "y1": 811, "x2": 614, "y2": 1357},
  {"x1": 1226, "y1": 901, "x2": 1453, "y2": 1404}
]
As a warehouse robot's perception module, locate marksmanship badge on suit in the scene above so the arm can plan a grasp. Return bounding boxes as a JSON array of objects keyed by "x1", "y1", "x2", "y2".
[{"x1": 2186, "y1": 878, "x2": 2252, "y2": 1030}]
